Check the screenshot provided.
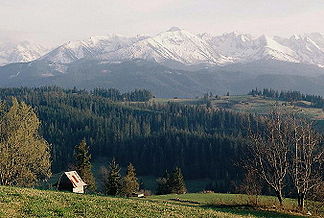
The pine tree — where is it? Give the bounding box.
[73,139,96,192]
[104,158,122,196]
[121,163,139,197]
[169,167,187,194]
[156,170,171,195]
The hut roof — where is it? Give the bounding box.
[64,171,87,188]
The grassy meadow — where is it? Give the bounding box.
[148,193,324,218]
[1,186,322,218]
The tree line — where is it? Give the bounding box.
[91,88,153,102]
[249,88,324,108]
[0,87,153,103]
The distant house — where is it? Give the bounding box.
[131,193,145,198]
[57,171,87,194]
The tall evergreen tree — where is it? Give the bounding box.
[156,168,187,195]
[73,139,96,192]
[169,167,187,194]
[104,158,122,196]
[156,170,171,195]
[121,163,140,197]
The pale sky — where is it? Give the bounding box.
[0,0,323,46]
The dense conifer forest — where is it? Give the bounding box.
[0,87,253,192]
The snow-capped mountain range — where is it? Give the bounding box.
[1,27,324,98]
[40,34,148,64]
[1,27,324,68]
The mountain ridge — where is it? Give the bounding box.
[1,28,323,68]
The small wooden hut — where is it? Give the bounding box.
[57,171,87,194]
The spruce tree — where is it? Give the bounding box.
[121,163,139,197]
[73,139,96,192]
[156,170,171,195]
[169,167,187,194]
[104,158,122,196]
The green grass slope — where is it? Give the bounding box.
[148,193,320,218]
[0,186,317,218]
[0,186,253,218]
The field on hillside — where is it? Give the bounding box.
[212,95,324,120]
[1,186,322,218]
[149,193,324,217]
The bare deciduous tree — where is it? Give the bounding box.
[248,108,324,210]
[248,109,291,206]
[289,117,324,211]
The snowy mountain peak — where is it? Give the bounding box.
[167,27,182,32]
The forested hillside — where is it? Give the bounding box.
[0,87,251,192]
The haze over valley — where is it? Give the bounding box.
[1,28,324,97]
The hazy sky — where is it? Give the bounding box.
[0,0,323,46]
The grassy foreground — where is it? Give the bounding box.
[0,186,255,218]
[0,186,318,218]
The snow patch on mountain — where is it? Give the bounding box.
[0,41,48,66]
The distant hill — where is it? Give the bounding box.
[1,59,324,98]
